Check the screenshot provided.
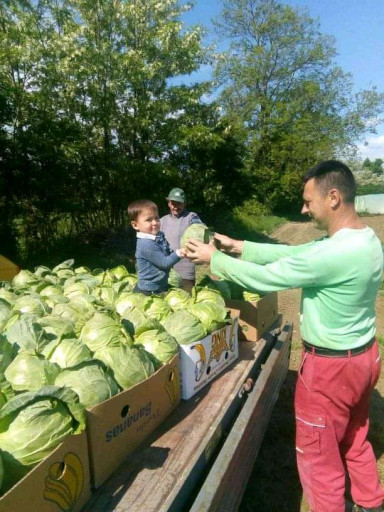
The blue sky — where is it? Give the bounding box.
[182,0,384,160]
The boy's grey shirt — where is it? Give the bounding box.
[135,231,180,292]
[160,210,202,280]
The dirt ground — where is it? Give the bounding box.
[239,216,384,512]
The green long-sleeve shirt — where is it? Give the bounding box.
[211,227,383,349]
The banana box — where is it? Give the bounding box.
[0,255,20,282]
[0,430,91,512]
[225,292,278,342]
[179,317,239,400]
[86,354,180,489]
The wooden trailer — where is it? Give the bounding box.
[83,320,293,512]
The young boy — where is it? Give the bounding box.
[128,199,185,295]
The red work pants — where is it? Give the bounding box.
[294,340,384,511]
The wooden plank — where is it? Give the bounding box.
[83,331,277,512]
[189,322,293,512]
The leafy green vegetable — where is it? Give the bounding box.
[180,223,213,247]
[80,312,131,351]
[0,450,3,492]
[161,310,207,345]
[36,315,76,340]
[11,270,40,290]
[144,296,173,321]
[12,294,48,317]
[196,275,232,299]
[54,360,120,408]
[0,289,17,306]
[243,291,261,302]
[0,386,86,493]
[4,352,60,392]
[189,301,229,333]
[94,343,155,389]
[115,291,151,316]
[63,281,91,299]
[135,321,178,366]
[164,288,192,311]
[0,335,15,373]
[0,300,12,331]
[0,374,15,409]
[168,268,181,288]
[43,338,92,368]
[193,287,226,308]
[5,315,50,353]
[52,300,94,335]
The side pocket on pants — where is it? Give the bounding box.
[296,407,326,455]
[298,352,313,392]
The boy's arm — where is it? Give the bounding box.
[190,212,202,225]
[141,243,180,271]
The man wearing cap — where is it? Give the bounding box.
[160,187,202,293]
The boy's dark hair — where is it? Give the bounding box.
[303,160,356,204]
[127,199,158,221]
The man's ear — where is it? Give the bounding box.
[131,220,139,231]
[328,188,341,209]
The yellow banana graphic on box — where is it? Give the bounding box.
[165,367,181,405]
[192,343,206,382]
[44,452,84,511]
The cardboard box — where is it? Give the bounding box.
[0,430,91,512]
[86,354,181,488]
[179,318,239,400]
[225,292,278,342]
[0,255,20,282]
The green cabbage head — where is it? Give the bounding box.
[0,299,12,330]
[94,343,155,389]
[43,338,92,368]
[4,352,60,392]
[164,288,192,311]
[0,450,3,491]
[0,335,15,373]
[0,386,85,493]
[54,360,120,408]
[80,312,132,351]
[161,310,206,345]
[134,320,178,366]
[180,223,213,247]
[189,301,229,333]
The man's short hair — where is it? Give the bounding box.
[127,199,158,221]
[303,160,356,204]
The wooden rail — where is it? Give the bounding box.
[189,322,293,511]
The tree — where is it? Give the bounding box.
[362,158,383,176]
[1,0,240,260]
[214,0,384,211]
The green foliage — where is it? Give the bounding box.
[363,158,384,175]
[1,0,243,261]
[1,0,383,262]
[356,183,384,195]
[214,0,384,212]
[231,198,286,241]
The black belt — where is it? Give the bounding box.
[303,337,376,358]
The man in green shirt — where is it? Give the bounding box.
[185,160,384,512]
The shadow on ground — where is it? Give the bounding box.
[239,368,304,512]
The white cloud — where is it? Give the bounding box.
[357,135,384,160]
